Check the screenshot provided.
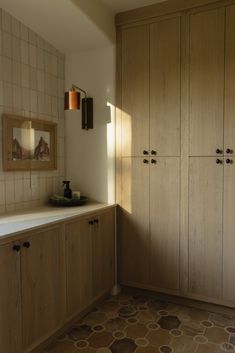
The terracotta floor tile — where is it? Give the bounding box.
[43,291,235,353]
[171,334,198,353]
[146,328,171,347]
[205,326,229,344]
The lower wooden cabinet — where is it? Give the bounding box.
[21,226,66,350]
[66,217,93,317]
[66,209,115,318]
[0,207,115,353]
[0,243,21,353]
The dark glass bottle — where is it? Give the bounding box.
[63,181,72,199]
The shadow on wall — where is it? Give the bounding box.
[70,0,115,44]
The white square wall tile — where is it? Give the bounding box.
[20,23,28,41]
[12,61,21,85]
[2,10,12,33]
[12,17,20,37]
[29,44,37,67]
[2,56,12,83]
[37,70,45,92]
[5,180,15,204]
[21,64,30,88]
[2,32,12,58]
[14,179,23,203]
[23,178,31,201]
[0,181,5,205]
[22,87,30,110]
[30,90,37,112]
[12,36,21,61]
[13,85,22,109]
[20,40,29,64]
[29,67,37,90]
[3,82,13,107]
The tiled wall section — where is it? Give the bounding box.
[0,9,65,213]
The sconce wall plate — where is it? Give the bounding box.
[82,98,93,130]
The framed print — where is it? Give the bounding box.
[2,114,57,171]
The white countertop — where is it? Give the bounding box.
[0,203,116,241]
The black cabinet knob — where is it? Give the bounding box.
[151,150,157,155]
[226,159,233,164]
[216,149,223,154]
[23,241,30,249]
[143,150,148,155]
[226,149,233,154]
[151,159,157,164]
[13,245,21,252]
[94,219,99,224]
[89,220,94,225]
[143,159,149,164]
[216,159,223,164]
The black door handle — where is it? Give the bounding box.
[89,220,94,225]
[143,159,149,164]
[226,159,233,164]
[23,241,30,249]
[216,149,223,154]
[143,150,148,155]
[226,149,233,154]
[93,219,99,224]
[151,150,157,155]
[13,245,21,252]
[216,159,223,164]
[151,159,157,164]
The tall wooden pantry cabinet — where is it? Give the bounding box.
[116,0,235,307]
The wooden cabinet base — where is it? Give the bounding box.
[120,281,235,309]
[23,289,112,353]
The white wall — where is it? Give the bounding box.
[65,45,116,203]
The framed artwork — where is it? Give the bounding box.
[2,114,57,171]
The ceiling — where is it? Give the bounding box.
[101,0,166,13]
[0,0,167,54]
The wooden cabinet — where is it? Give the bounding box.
[119,157,150,285]
[188,158,223,299]
[189,8,225,156]
[66,217,93,317]
[21,226,66,350]
[121,25,149,157]
[0,243,21,353]
[150,158,180,291]
[223,159,235,302]
[150,17,181,156]
[93,211,115,297]
[66,208,115,318]
[0,207,115,353]
[224,5,235,157]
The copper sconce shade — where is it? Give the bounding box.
[64,90,81,110]
[64,84,93,130]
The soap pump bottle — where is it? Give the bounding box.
[63,181,72,199]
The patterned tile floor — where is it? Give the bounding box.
[43,291,235,353]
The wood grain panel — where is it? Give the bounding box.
[189,157,223,298]
[0,243,21,353]
[224,5,235,156]
[150,17,181,156]
[121,25,149,157]
[93,209,115,297]
[118,157,150,284]
[21,227,66,349]
[150,157,180,290]
[223,159,235,302]
[189,8,225,156]
[66,219,93,317]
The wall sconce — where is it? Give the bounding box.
[64,84,93,130]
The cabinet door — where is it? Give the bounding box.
[150,17,181,156]
[21,226,66,349]
[189,8,225,156]
[66,218,93,317]
[225,5,235,156]
[118,157,150,284]
[150,157,180,291]
[189,158,223,298]
[223,158,235,302]
[121,25,149,157]
[0,243,21,353]
[93,209,115,298]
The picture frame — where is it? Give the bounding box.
[2,114,57,171]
